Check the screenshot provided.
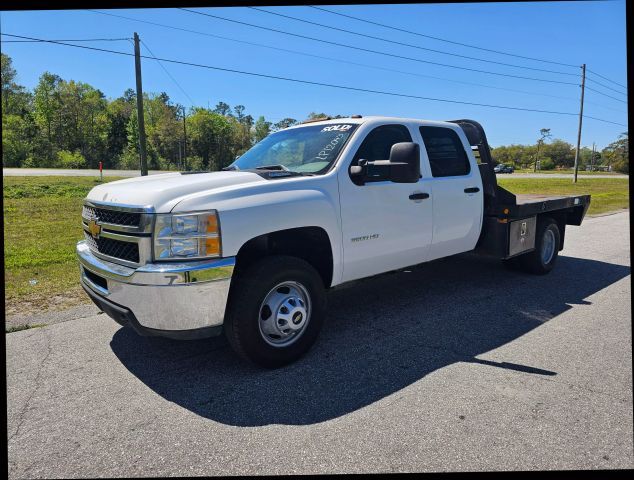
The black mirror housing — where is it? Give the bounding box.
[349,142,420,185]
[387,142,420,183]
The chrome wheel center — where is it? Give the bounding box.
[279,296,308,331]
[259,281,311,347]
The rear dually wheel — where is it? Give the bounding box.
[505,217,561,275]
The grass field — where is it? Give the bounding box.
[497,177,629,216]
[3,176,124,317]
[511,168,622,175]
[3,175,630,319]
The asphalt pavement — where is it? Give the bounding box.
[6,211,632,477]
[2,167,628,179]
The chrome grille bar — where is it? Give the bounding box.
[82,200,155,266]
[82,200,155,235]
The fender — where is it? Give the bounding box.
[171,175,344,286]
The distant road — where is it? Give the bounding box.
[2,168,628,179]
[3,168,170,177]
[499,173,628,179]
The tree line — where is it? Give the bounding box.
[2,53,628,173]
[490,133,628,173]
[2,53,312,171]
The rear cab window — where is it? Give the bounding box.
[419,126,471,177]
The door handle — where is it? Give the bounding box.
[464,187,480,193]
[409,192,430,200]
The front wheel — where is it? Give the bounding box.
[224,255,326,368]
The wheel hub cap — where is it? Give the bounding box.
[259,281,311,347]
[277,296,307,332]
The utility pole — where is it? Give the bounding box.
[182,105,188,171]
[134,32,149,176]
[591,142,595,172]
[573,63,586,183]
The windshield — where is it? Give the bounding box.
[229,123,359,174]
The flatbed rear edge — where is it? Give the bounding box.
[491,191,591,225]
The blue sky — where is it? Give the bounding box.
[1,1,628,149]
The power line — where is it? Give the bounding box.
[583,99,627,115]
[85,10,627,116]
[1,37,131,42]
[308,5,580,69]
[307,5,628,100]
[248,6,577,77]
[86,9,585,106]
[140,39,195,106]
[1,33,626,128]
[584,76,627,96]
[584,85,628,104]
[179,8,579,86]
[584,115,627,127]
[586,68,627,89]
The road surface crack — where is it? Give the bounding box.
[8,328,53,445]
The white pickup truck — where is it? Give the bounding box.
[77,116,590,367]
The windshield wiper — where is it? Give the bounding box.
[252,164,317,176]
[255,164,290,171]
[222,165,239,171]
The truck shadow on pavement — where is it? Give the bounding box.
[110,253,629,426]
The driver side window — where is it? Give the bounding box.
[350,124,413,184]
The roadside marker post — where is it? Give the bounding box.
[99,161,103,182]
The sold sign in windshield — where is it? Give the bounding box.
[321,124,353,132]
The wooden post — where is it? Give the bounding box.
[182,105,187,171]
[573,64,586,183]
[134,32,148,176]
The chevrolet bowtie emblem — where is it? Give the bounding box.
[88,219,102,239]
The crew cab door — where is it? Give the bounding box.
[337,124,433,282]
[418,126,483,261]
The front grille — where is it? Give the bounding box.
[83,205,141,227]
[84,232,140,263]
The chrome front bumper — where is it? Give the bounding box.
[77,241,235,336]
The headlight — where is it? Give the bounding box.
[154,211,221,260]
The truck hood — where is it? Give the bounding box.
[86,171,266,212]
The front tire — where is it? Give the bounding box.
[224,255,326,368]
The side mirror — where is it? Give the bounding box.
[349,142,420,185]
[386,142,420,183]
